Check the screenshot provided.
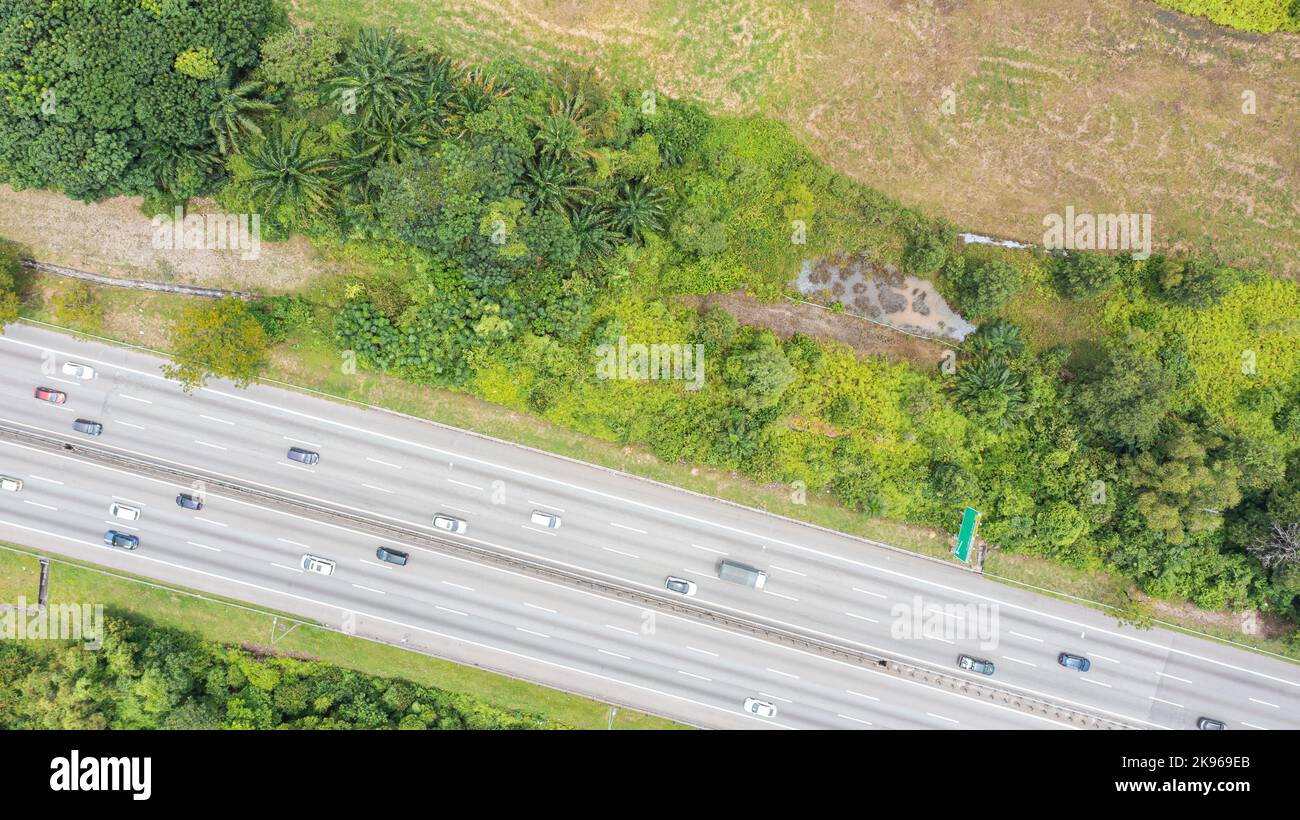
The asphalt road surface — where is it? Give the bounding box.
[1,324,1297,729]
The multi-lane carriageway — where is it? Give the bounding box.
[0,323,1297,729]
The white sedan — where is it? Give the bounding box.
[433,514,468,534]
[302,555,336,576]
[743,698,777,719]
[61,362,96,379]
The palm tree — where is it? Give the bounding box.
[964,318,1025,363]
[325,28,426,128]
[548,62,617,142]
[208,80,276,155]
[612,178,667,241]
[529,63,616,167]
[444,65,512,138]
[420,54,457,130]
[570,205,619,261]
[521,155,592,216]
[531,106,595,165]
[242,123,337,217]
[140,140,219,198]
[955,357,1028,430]
[332,132,381,203]
[359,106,430,164]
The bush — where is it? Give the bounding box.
[1055,252,1121,299]
[252,294,313,341]
[1157,257,1240,308]
[948,259,1024,318]
[0,245,21,330]
[175,47,220,80]
[50,280,105,332]
[1153,0,1300,33]
[902,230,950,276]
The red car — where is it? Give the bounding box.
[34,387,67,404]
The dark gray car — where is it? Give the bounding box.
[375,547,409,566]
[73,418,103,436]
[287,446,319,465]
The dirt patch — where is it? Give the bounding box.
[0,185,345,293]
[678,290,952,369]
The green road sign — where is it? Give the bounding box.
[954,506,981,563]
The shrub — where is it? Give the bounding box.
[175,47,220,80]
[902,229,950,276]
[949,259,1024,318]
[1055,252,1121,299]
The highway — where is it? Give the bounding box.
[1,323,1298,729]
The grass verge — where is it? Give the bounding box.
[0,544,684,729]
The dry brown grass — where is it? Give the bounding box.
[0,186,346,292]
[291,0,1300,276]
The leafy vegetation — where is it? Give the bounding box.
[1153,0,1300,33]
[0,613,556,729]
[0,243,20,329]
[162,297,270,391]
[0,0,275,205]
[3,13,1299,631]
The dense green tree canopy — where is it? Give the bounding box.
[0,0,274,200]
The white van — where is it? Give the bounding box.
[530,510,562,529]
[109,503,141,521]
[0,476,23,492]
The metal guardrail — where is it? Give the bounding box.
[1,423,1136,729]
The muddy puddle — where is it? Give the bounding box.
[794,255,976,342]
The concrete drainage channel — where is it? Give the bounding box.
[2,424,1136,729]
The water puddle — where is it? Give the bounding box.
[794,255,976,342]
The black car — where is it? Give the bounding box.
[1197,717,1226,730]
[175,493,203,511]
[376,547,409,566]
[73,418,103,436]
[957,654,995,675]
[286,447,319,465]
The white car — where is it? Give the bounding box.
[433,514,467,534]
[743,698,777,719]
[109,502,141,521]
[0,476,22,492]
[302,555,335,576]
[61,362,96,379]
[665,576,697,596]
[529,510,562,529]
